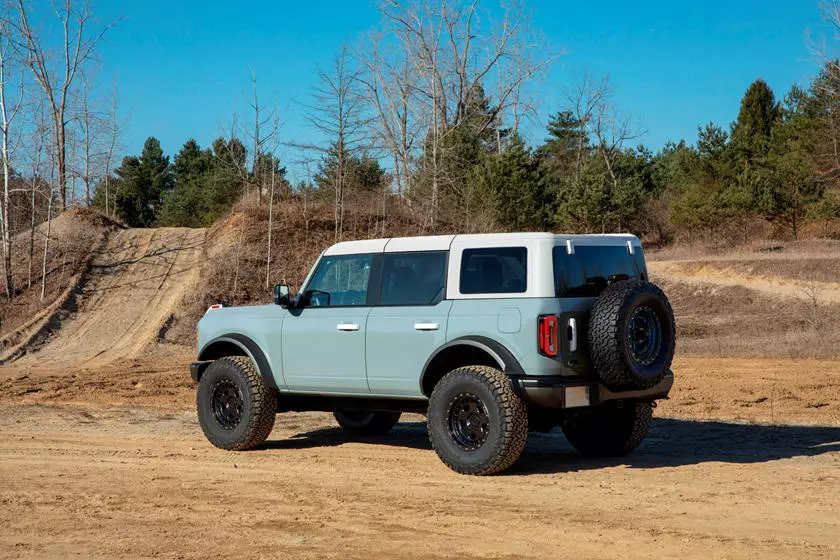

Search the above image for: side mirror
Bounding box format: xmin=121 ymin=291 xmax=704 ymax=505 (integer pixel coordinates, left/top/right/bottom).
xmin=273 ymin=284 xmax=291 ymax=306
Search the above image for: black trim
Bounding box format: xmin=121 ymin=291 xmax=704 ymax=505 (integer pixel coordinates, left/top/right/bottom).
xmin=510 ymin=370 xmax=674 ymax=409
xmin=197 ymin=334 xmax=279 ymax=390
xmin=420 ymin=336 xmax=526 ymax=391
xmin=367 ymin=254 xmax=384 ymax=305
xmin=275 ymin=393 xmax=428 ymax=414
xmin=190 ymin=361 xmax=210 ymax=383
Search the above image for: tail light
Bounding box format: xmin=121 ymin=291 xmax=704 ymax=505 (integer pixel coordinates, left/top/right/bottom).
xmin=538 ymin=315 xmax=559 ymax=357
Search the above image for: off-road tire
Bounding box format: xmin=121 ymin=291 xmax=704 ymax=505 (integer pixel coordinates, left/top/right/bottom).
xmin=589 ymin=280 xmax=676 ymax=391
xmin=427 ymin=366 xmax=528 ymax=475
xmin=563 ymin=401 xmax=653 ymax=456
xmin=197 ymin=356 xmax=277 ymax=450
xmin=334 ymin=411 xmax=402 ymax=436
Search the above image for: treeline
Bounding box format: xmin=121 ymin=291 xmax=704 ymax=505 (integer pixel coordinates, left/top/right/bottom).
xmin=99 ymin=69 xmax=840 ymax=246
xmin=5 ymin=0 xmax=840 ymax=304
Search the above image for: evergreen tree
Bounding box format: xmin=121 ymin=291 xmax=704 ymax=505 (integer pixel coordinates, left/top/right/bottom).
xmin=468 ymin=134 xmax=550 ymax=231
xmin=111 ymin=137 xmax=172 ymax=227
xmin=156 ymin=139 xmax=214 ymax=227
xmin=731 ymin=79 xmax=780 ymax=165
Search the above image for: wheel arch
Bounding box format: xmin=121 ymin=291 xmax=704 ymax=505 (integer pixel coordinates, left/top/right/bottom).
xmin=197 ymin=334 xmax=278 ymax=389
xmin=419 ymin=336 xmax=524 ymax=397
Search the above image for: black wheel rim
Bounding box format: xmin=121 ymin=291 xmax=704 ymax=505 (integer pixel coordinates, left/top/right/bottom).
xmin=447 ymin=393 xmax=490 ymax=451
xmin=211 ymin=380 xmax=244 ymax=430
xmin=627 ymin=305 xmax=662 ymax=366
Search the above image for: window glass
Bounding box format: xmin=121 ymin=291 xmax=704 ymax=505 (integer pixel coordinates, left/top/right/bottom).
xmin=459 ymin=247 xmax=527 ymax=294
xmin=381 ymin=252 xmax=447 ymax=305
xmin=305 ymin=254 xmax=373 ymax=307
xmin=553 ymin=245 xmax=646 ymax=298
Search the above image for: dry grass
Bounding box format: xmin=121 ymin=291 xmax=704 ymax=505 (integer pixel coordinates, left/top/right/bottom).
xmin=162 ymin=197 xmax=460 ymax=344
xmin=653 ymin=274 xmax=840 ymax=360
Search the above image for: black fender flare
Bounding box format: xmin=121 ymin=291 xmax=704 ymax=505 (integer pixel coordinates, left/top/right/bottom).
xmin=197 ymin=334 xmax=278 ymax=390
xmin=419 ymin=336 xmax=525 ymax=393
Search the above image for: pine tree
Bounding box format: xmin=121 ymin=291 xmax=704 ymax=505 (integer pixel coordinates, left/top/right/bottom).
xmin=112 ymin=137 xmax=173 ymax=227
xmin=731 ymin=79 xmax=780 ymax=166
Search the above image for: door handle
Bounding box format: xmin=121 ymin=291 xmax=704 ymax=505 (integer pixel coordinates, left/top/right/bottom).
xmin=414 ymin=322 xmax=440 ymax=331
xmin=568 ymin=318 xmax=577 ymax=352
xmin=337 ymin=323 xmax=360 ymax=331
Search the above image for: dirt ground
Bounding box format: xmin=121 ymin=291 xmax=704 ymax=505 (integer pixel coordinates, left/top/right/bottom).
xmin=1 ymin=353 xmax=839 ymax=560
xmin=1 ymin=223 xmax=839 ymax=558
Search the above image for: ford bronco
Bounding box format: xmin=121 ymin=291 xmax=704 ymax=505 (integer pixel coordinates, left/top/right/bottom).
xmin=191 ymin=233 xmax=676 ymax=475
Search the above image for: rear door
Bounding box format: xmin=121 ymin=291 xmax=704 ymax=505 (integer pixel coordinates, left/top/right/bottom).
xmin=365 ymin=251 xmax=450 ymax=397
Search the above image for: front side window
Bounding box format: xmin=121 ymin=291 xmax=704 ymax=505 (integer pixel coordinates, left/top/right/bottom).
xmin=459 ymin=247 xmax=527 ymax=294
xmin=304 ymin=254 xmax=373 ymax=307
xmin=381 ymin=252 xmax=447 ymax=305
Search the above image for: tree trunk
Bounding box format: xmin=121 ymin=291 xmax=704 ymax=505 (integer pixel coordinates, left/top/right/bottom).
xmin=265 ymin=166 xmax=275 ymax=290
xmin=57 ymin=112 xmax=67 ymax=209
xmin=41 ymin=193 xmax=53 ymax=300
xmin=28 ymin=185 xmax=35 ymax=289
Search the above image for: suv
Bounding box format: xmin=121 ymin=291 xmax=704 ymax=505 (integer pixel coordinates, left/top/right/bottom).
xmin=191 ymin=233 xmax=675 ymax=475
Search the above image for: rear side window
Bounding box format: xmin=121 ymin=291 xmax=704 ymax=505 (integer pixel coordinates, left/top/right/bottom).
xmin=381 ymin=252 xmax=447 ymax=305
xmin=553 ymin=245 xmax=646 ymax=298
xmin=460 ymin=247 xmax=527 ymax=294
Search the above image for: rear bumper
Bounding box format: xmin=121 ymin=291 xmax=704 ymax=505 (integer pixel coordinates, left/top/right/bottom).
xmin=511 ymin=370 xmax=674 ymax=409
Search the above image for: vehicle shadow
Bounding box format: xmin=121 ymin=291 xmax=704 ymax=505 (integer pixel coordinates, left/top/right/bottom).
xmin=265 ymin=417 xmax=840 ymax=474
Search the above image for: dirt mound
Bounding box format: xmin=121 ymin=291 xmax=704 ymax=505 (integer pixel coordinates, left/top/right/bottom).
xmin=0 ymin=208 xmax=122 ymax=345
xmin=5 ymin=227 xmax=205 ymax=368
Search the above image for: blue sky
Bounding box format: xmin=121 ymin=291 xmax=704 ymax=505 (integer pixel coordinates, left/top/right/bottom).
xmin=91 ymin=0 xmax=826 ymax=180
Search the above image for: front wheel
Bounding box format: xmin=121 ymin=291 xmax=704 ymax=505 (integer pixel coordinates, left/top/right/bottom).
xmin=334 ymin=411 xmax=402 ymax=436
xmin=197 ymin=356 xmax=277 ymax=450
xmin=562 ymin=401 xmax=653 ymax=456
xmin=427 ymin=366 xmax=528 ymax=475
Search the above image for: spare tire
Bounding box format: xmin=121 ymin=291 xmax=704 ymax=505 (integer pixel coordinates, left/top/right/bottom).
xmin=588 ymin=280 xmax=675 ymax=391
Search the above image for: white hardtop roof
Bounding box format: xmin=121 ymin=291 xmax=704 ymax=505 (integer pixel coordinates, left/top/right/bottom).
xmin=323 ymin=232 xmax=640 ymax=256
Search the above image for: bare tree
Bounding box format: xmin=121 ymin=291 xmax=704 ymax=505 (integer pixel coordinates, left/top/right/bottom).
xmin=358 ymin=36 xmax=420 ymax=197
xmin=0 ymin=10 xmax=23 ymax=299
xmin=14 ymin=0 xmax=113 ymax=210
xmin=564 ymin=71 xmax=643 ymax=188
xmin=247 ymin=71 xmax=277 ymax=203
xmin=102 ymin=76 xmax=121 ymax=217
xmin=76 ymin=72 xmax=99 ymax=205
xmin=373 ymin=0 xmax=559 ymax=227
xmin=26 ymin=107 xmax=48 ymax=289
xmin=265 ymin=111 xmax=282 ymax=290
xmin=297 ymin=44 xmax=368 ymax=242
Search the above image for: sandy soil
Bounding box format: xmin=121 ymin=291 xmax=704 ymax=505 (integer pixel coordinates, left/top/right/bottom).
xmin=1 ymin=354 xmax=839 ymax=559
xmin=12 ymin=227 xmax=204 ymax=368
xmin=648 ymin=260 xmax=840 ymax=304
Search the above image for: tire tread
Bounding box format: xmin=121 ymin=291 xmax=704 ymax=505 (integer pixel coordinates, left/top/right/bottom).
xmin=199 ymin=356 xmax=277 ymax=451
xmin=429 ymin=365 xmax=528 ymax=475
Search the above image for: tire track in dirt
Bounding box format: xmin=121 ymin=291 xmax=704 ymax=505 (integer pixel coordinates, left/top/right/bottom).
xmin=648 ymin=261 xmax=840 ymax=303
xmin=14 ymin=227 xmax=205 ymax=368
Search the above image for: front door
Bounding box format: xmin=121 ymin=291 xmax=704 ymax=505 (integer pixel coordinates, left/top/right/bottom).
xmin=282 ymin=253 xmax=374 ymax=393
xmin=366 ymin=251 xmax=450 ymax=397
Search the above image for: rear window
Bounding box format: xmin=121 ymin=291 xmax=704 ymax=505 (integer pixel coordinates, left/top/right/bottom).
xmin=381 ymin=251 xmax=447 ymax=305
xmin=460 ymin=247 xmax=527 ymax=294
xmin=553 ymin=245 xmax=646 ymax=298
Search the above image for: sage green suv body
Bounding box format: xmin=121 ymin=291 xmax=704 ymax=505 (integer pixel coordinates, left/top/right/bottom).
xmin=192 ymin=233 xmax=676 ymax=475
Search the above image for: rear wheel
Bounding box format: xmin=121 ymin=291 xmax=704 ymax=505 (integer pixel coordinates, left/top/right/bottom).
xmin=427 ymin=366 xmax=528 ymax=475
xmin=197 ymin=356 xmax=277 ymax=450
xmin=334 ymin=411 xmax=401 ymax=436
xmin=562 ymin=401 xmax=653 ymax=456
